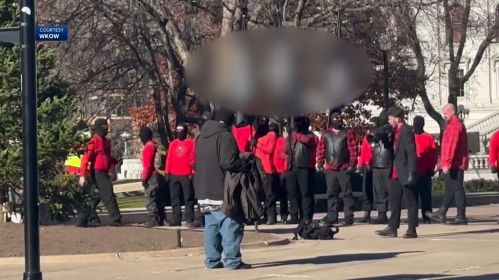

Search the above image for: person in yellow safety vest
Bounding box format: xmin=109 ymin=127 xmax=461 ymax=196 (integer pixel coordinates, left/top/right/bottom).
xmin=64 ymin=130 xmax=92 ymax=174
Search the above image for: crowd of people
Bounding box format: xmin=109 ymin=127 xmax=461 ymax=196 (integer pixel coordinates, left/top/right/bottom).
xmin=71 ymin=103 xmax=499 ymax=270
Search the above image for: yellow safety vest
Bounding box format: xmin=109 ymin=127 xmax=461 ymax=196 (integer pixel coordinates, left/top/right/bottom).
xmin=64 ymin=153 xmax=81 ymax=168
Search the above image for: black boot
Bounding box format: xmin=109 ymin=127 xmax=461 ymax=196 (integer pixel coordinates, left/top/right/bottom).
xmin=372 ymin=212 xmax=388 ymax=224
xmin=169 ymin=213 xmax=182 ymax=227
xmin=358 ymin=211 xmax=371 ymax=224
xmin=266 ymin=215 xmax=277 ymax=225
xmin=145 ymin=217 xmax=160 ymax=228
xmin=426 ymin=210 xmax=446 ymax=223
xmin=375 ymin=226 xmax=397 ymax=238
xmin=403 ymin=227 xmax=418 ymax=239
xmin=280 ymin=214 xmax=289 ymax=224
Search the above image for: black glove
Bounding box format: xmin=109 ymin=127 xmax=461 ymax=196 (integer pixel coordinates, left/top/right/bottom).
xmin=492 ymin=166 xmax=498 ymax=174
xmin=141 ymin=180 xmax=148 ymax=189
xmin=407 ymin=172 xmax=417 ymax=187
xmin=346 ymin=166 xmax=355 ymax=174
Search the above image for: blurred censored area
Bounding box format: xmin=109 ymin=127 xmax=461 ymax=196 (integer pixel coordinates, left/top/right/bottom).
xmin=187 ymin=28 xmax=373 ymax=116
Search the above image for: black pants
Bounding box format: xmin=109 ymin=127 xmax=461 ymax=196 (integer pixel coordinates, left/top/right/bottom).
xmin=273 ymin=173 xmax=288 ymax=217
xmin=169 ymin=175 xmax=195 ymax=223
xmin=388 ymin=179 xmax=418 ymax=229
xmin=285 ymin=168 xmax=314 ymax=222
xmin=144 ymin=174 xmax=166 ymax=222
xmin=373 ymin=168 xmax=390 ymax=212
xmin=441 ymin=169 xmax=466 ymax=217
xmin=416 ymin=174 xmax=433 ymax=221
xmin=325 ymin=170 xmax=354 ymax=222
xmin=361 ymin=169 xmax=374 ymax=212
xmin=79 ymin=171 xmax=122 ymax=224
xmin=262 ymin=174 xmax=277 ymax=218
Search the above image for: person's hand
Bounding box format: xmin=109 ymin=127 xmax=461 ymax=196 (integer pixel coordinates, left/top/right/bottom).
xmin=318 ymin=165 xmax=325 ymax=173
xmin=109 ymin=172 xmax=117 ymax=182
xmin=491 ymin=166 xmax=498 ymax=174
xmin=79 ymin=176 xmax=86 ymax=187
xmin=249 ymin=138 xmax=257 ymax=149
xmin=365 ymin=165 xmax=372 ymax=172
xmin=141 ymin=180 xmax=148 ymax=189
xmin=442 ymin=167 xmax=450 ymax=175
xmin=164 ymin=174 xmax=170 ymax=182
xmin=346 ymin=166 xmax=355 ymax=174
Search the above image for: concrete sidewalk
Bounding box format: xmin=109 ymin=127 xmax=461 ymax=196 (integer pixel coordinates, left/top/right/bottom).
xmin=2 ymin=204 xmax=499 ymax=280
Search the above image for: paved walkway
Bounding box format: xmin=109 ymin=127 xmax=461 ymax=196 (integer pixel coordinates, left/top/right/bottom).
xmin=2 ymin=205 xmax=499 ymax=280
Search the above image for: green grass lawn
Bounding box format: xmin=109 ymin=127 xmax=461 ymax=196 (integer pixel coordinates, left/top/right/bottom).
xmin=116 ymin=195 xmax=145 ymax=209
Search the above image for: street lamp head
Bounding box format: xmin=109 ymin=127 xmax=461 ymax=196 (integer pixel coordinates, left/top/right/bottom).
xmin=120 ymin=131 xmax=131 ymax=139
xmin=379 ymin=34 xmax=392 ymax=51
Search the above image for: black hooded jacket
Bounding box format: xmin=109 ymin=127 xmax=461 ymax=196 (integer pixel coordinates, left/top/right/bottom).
xmin=194 ymin=120 xmax=248 ymax=202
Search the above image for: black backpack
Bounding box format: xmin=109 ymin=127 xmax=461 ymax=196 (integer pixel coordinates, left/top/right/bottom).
xmin=293 ymin=220 xmax=340 ymax=240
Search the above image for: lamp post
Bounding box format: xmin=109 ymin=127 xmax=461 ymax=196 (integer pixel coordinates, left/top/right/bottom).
xmin=379 ymin=34 xmax=392 ymax=109
xmin=120 ymin=131 xmax=131 ymax=159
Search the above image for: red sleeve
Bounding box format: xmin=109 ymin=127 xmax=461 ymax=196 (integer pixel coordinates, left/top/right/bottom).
xmin=317 ymin=134 xmax=326 ymax=167
xmin=257 ymin=133 xmax=277 ymax=154
xmin=165 ymin=141 xmax=175 ymax=175
xmin=347 ymin=129 xmax=358 ymax=167
xmin=440 ymin=122 xmax=460 ymax=169
xmin=190 ymin=139 xmax=196 ymax=174
xmin=142 ymin=143 xmax=156 ymax=181
xmin=80 ymin=139 xmax=96 ymax=177
xmin=428 ymin=135 xmax=439 ymax=171
xmin=489 ymin=131 xmax=499 ymax=167
xmin=292 ymin=132 xmax=316 ymax=146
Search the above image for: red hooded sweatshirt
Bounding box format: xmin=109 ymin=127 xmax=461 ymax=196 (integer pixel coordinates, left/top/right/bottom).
xmin=165 ymin=138 xmax=195 ymax=176
xmin=80 ymin=134 xmax=117 ymax=177
xmin=357 ymin=134 xmax=373 ymax=169
xmin=141 ymin=140 xmax=157 ymax=181
xmin=232 ymin=125 xmax=254 ymax=153
xmin=255 ymin=131 xmax=277 ymax=174
xmin=489 ymin=130 xmax=499 ymax=168
xmin=415 ymin=132 xmax=438 ymax=176
xmin=273 ymin=137 xmax=287 ymax=174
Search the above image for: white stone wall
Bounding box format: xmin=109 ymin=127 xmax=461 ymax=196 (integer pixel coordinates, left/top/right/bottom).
xmin=117 ymin=159 xmax=142 ymax=180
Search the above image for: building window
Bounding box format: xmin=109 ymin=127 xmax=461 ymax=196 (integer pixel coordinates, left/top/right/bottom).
xmin=457 ymin=69 xmax=465 ymax=97
xmin=450 ymin=4 xmax=465 ymax=43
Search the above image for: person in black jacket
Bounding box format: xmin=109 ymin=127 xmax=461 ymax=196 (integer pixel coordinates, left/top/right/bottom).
xmin=194 ymin=108 xmax=252 ymax=270
xmin=375 ymin=107 xmax=419 ymax=239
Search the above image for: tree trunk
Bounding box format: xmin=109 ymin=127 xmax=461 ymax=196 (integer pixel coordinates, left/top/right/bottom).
xmin=447 ymin=71 xmax=459 ymax=108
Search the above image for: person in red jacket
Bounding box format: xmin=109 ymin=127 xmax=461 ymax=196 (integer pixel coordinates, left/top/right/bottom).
xmin=413 ymin=116 xmax=438 ymax=224
xmin=78 ymin=118 xmax=122 ymax=227
xmin=489 ymin=130 xmax=499 ymax=176
xmin=255 ymin=123 xmax=278 ymax=224
xmin=427 ymin=104 xmax=469 ymax=225
xmin=232 ymin=115 xmax=255 ymax=153
xmin=317 ymin=113 xmax=358 ymax=226
xmin=273 ymin=126 xmax=289 ymax=223
xmin=165 ymin=123 xmax=196 ymax=227
xmin=140 ymin=127 xmax=166 ymax=227
xmin=357 ymin=129 xmax=374 ymax=224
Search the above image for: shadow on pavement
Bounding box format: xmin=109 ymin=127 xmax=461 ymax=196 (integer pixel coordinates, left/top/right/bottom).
xmin=253 ymin=251 xmax=423 ymax=268
xmin=423 ymin=228 xmax=499 ymax=238
xmin=347 ymin=273 xmax=499 ymax=280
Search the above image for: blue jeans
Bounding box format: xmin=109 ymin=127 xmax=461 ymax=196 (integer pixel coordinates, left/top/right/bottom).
xmin=204 ymin=210 xmax=244 ymax=269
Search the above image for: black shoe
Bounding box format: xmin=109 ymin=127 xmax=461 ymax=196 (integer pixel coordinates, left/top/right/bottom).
xmin=341 ymin=220 xmax=354 ymax=227
xmin=375 ymin=226 xmax=397 ymax=238
xmin=230 ymin=262 xmax=251 ymax=270
xmin=110 ymin=221 xmax=123 ymax=227
xmin=266 ymin=216 xmax=277 ymax=225
xmin=423 ymin=220 xmax=431 ymax=224
xmin=145 ymin=219 xmax=160 ymax=228
xmin=280 ymin=214 xmax=289 ymax=224
xmin=371 ymin=213 xmax=388 ymax=224
xmin=75 ymin=221 xmax=88 ymax=228
xmin=358 ymin=212 xmax=371 ymax=224
xmin=322 ymin=216 xmax=339 ymax=226
xmin=403 ymin=228 xmax=418 ymax=239
xmin=426 ymin=211 xmax=446 ymax=223
xmin=168 ymin=221 xmax=182 ymax=227
xmin=447 ymin=217 xmax=468 ymax=225
xmin=286 ymin=216 xmax=299 ymax=225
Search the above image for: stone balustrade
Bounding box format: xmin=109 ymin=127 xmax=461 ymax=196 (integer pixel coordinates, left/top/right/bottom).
xmin=468 ymin=154 xmax=490 ymax=170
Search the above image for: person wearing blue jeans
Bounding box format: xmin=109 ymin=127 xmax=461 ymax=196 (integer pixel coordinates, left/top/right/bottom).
xmin=203 ymin=210 xmax=245 ymax=269
xmin=194 ymin=108 xmax=251 ymax=270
